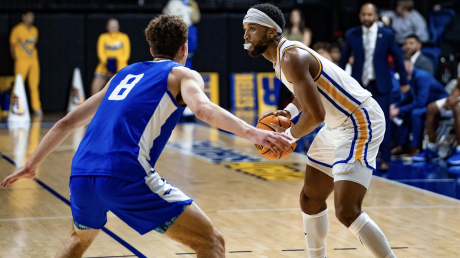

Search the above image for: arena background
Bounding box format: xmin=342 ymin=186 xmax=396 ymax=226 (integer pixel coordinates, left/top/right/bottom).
xmin=0 ymin=0 xmax=441 ymax=111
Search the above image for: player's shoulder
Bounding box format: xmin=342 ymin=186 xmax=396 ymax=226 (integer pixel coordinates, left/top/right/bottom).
xmin=11 ymin=23 xmax=22 ymax=32
xmin=281 ymin=46 xmax=316 ymax=68
xmin=119 ymin=32 xmax=129 ymax=38
xmin=171 ymin=65 xmax=201 ymax=80
xmin=99 ymin=32 xmax=110 ymax=38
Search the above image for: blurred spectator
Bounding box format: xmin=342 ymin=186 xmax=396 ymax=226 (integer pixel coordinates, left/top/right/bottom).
xmin=163 ymin=0 xmax=200 ymax=69
xmin=340 ymin=3 xmax=408 ymax=171
xmin=438 ymin=2 xmax=460 ymax=55
xmin=413 ymin=63 xmax=460 ymax=164
xmin=312 ymin=42 xmax=332 ymax=61
xmin=330 ymin=43 xmax=341 ymax=65
xmin=381 ymin=0 xmax=429 ymax=45
xmin=10 ymin=11 xmax=42 ymax=117
xmin=344 ymin=55 xmax=354 ymax=75
xmin=283 ymin=9 xmax=312 ymax=47
xmin=403 ymin=34 xmax=434 ymax=75
xmin=390 ymin=55 xmax=448 ymax=157
xmin=91 ymin=19 xmax=130 ymax=95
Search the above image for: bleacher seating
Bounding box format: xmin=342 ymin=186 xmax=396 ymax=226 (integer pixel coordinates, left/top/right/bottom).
xmin=429 ymin=8 xmax=456 ymax=47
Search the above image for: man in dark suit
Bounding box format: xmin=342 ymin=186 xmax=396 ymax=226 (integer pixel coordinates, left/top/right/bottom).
xmin=339 ymin=3 xmax=409 ymax=171
xmin=390 ymin=56 xmax=447 ymax=156
xmin=403 ymin=34 xmax=434 ymax=75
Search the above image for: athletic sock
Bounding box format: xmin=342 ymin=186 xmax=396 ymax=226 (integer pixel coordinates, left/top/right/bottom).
xmin=427 ymin=142 xmax=437 ymax=151
xmin=302 ymin=209 xmax=328 ymax=258
xmin=349 ymin=212 xmax=396 ymax=258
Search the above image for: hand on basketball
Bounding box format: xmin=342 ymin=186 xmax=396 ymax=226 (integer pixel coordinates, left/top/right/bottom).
xmin=258 ymin=110 xmax=291 ymax=122
xmin=249 ymin=128 xmax=293 ymax=156
xmin=1 ymin=166 xmax=36 ymax=187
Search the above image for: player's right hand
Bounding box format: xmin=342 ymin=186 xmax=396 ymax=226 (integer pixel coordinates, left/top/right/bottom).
xmin=249 ymin=128 xmax=293 ymax=156
xmin=258 ymin=110 xmax=291 ymax=122
xmin=1 ymin=166 xmax=36 ymax=187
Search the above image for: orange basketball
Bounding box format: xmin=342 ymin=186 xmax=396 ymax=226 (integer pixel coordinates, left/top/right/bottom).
xmin=254 ymin=115 xmax=297 ymax=160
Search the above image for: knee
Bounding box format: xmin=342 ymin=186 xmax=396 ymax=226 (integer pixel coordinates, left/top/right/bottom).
xmin=453 ymin=104 xmax=460 ymax=115
xmin=196 ymin=228 xmax=224 ymax=254
xmin=299 ymin=188 xmax=327 ymax=215
xmin=334 ymin=204 xmax=361 ymax=228
xmin=209 ymin=229 xmax=225 ymax=255
xmin=427 ymin=102 xmax=439 ymax=116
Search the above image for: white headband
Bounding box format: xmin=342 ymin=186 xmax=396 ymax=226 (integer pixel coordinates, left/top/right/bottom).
xmin=243 ymin=8 xmax=282 ymax=34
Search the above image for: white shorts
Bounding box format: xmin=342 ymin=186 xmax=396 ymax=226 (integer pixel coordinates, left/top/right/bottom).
xmin=436 ymin=97 xmax=460 ymax=118
xmin=306 ymin=98 xmax=385 ymax=189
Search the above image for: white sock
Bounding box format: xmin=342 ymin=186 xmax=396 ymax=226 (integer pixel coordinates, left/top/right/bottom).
xmin=427 ymin=142 xmax=437 ymax=151
xmin=349 ymin=212 xmax=396 ymax=258
xmin=456 ymin=145 xmax=460 ymax=152
xmin=302 ymin=209 xmax=328 ymax=258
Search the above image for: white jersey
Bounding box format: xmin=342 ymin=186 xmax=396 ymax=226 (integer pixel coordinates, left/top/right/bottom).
xmin=274 ymin=39 xmax=372 ymax=128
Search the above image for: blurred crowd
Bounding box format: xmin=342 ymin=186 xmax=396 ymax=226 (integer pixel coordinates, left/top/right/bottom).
xmin=283 ymin=0 xmax=460 ymax=171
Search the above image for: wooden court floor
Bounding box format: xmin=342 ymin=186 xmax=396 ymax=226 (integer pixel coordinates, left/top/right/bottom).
xmin=1 ymin=122 xmax=460 ymax=258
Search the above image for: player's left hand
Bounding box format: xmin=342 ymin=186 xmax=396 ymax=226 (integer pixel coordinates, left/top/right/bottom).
xmin=270 ymin=123 xmax=287 ymax=133
xmin=1 ymin=166 xmax=36 ymax=187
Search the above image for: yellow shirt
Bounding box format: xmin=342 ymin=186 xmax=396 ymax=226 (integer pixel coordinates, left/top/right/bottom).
xmin=10 ymin=23 xmax=39 ymax=60
xmin=97 ymin=32 xmax=130 ymax=67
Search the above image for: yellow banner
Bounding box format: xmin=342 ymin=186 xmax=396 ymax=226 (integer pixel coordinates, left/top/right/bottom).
xmin=256 ymin=73 xmax=281 ymax=118
xmin=231 ymin=73 xmax=256 ymax=110
xmin=201 ymin=72 xmax=219 ymax=105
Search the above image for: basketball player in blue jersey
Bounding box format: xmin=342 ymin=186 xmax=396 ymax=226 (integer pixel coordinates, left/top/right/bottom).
xmin=1 ymin=15 xmax=292 ymax=258
xmin=243 ymin=4 xmax=397 ymax=258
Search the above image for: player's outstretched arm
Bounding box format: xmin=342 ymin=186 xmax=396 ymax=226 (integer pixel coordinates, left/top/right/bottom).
xmin=1 ymin=78 xmax=112 ymax=187
xmin=179 ymin=68 xmax=292 ymax=154
xmin=279 ymin=48 xmax=325 ymax=139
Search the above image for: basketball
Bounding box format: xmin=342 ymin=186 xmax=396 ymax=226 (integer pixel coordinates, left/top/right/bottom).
xmin=255 ymin=115 xmax=297 ymax=160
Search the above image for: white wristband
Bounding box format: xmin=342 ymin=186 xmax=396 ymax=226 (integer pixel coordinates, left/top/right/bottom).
xmin=283 ymin=103 xmax=299 ymax=118
xmin=284 ymin=127 xmax=299 ymax=142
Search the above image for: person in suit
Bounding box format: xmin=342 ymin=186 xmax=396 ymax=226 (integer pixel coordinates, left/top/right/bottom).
xmin=390 ymin=55 xmax=448 ymax=156
xmin=339 ymin=3 xmax=409 ymax=171
xmin=403 ymin=34 xmax=434 ymax=75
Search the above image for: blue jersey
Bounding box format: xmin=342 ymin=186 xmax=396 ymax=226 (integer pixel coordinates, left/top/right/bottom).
xmin=71 ymin=60 xmax=185 ymax=181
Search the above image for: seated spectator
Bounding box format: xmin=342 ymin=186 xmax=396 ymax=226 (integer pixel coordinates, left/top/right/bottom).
xmin=312 ymin=42 xmax=333 ymax=61
xmin=381 ymin=0 xmax=429 ymax=45
xmin=330 ymin=43 xmax=341 ymax=65
xmin=283 ymin=9 xmax=312 ymax=47
xmin=390 ymin=55 xmax=448 ymax=157
xmin=403 ymin=34 xmax=434 ymax=75
xmin=438 ymin=2 xmax=460 ymax=55
xmin=413 ymin=63 xmax=460 ymax=164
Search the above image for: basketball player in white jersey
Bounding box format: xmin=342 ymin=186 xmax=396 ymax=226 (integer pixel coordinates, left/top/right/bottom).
xmin=243 ymin=4 xmax=397 ymax=258
xmin=1 ymin=15 xmax=292 ymax=258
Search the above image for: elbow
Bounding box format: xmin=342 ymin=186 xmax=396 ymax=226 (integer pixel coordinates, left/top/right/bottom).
xmin=56 ymin=117 xmax=74 ymax=132
xmin=312 ymin=109 xmax=325 ymax=125
xmin=192 ymin=103 xmax=211 ymax=121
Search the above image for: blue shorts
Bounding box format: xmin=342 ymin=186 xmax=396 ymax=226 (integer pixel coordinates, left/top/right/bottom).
xmin=69 ymin=172 xmax=193 ymax=235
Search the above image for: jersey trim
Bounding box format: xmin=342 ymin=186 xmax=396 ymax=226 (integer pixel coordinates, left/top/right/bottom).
xmin=307 ymin=155 xmax=332 ymax=168
xmin=316 ymin=76 xmax=358 ymax=114
xmin=321 ymin=72 xmax=361 ymax=106
xmin=277 ymin=44 xmax=323 ymax=83
xmin=316 ymin=86 xmax=350 ymax=116
xmin=275 ymin=39 xmax=288 ymax=81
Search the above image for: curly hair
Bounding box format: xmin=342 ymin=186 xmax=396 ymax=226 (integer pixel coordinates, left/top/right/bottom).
xmin=250 ymin=3 xmax=286 ymax=35
xmin=145 ymin=15 xmax=188 ymax=58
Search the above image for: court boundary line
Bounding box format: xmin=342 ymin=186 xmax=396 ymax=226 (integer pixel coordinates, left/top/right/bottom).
xmin=0 ymin=152 xmax=147 ymax=258
xmin=216 ymin=205 xmax=460 ymax=213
